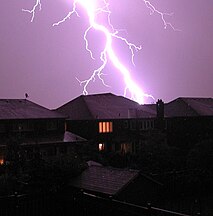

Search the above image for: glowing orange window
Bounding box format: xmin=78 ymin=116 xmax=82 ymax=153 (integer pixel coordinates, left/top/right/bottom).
xmin=99 ymin=122 xmax=113 ymax=133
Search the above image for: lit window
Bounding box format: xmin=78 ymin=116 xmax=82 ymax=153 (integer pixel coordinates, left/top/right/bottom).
xmin=0 ymin=156 xmax=4 ymax=165
xmin=103 ymin=122 xmax=106 ymax=132
xmin=106 ymin=122 xmax=109 ymax=132
xmin=99 ymin=143 xmax=105 ymax=151
xmin=109 ymin=122 xmax=113 ymax=132
xmin=99 ymin=122 xmax=113 ymax=133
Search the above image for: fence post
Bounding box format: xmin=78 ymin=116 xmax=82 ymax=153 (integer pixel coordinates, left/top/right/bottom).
xmin=14 ymin=191 xmax=19 ymax=216
xmin=147 ymin=202 xmax=152 ymax=216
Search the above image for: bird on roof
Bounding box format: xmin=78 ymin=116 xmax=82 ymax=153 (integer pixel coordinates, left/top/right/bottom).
xmin=25 ymin=93 xmax=29 ymax=99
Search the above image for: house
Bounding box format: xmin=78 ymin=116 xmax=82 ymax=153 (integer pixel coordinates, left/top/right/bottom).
xmin=164 ymin=97 xmax=213 ymax=149
xmin=56 ymin=93 xmax=165 ymax=154
xmin=0 ymin=99 xmax=87 ymax=163
xmin=56 ymin=93 xmax=213 ymax=154
xmin=0 ymin=99 xmax=66 ymax=144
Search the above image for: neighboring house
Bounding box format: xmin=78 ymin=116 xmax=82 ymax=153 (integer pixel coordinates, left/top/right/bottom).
xmin=0 ymin=99 xmax=87 ymax=163
xmin=56 ymin=93 xmax=213 ymax=154
xmin=164 ymin=97 xmax=213 ymax=149
xmin=0 ymin=99 xmax=66 ymax=145
xmin=56 ymin=93 xmax=165 ymax=154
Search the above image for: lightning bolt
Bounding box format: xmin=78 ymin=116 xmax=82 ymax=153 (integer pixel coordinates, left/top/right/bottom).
xmin=23 ymin=0 xmax=178 ymax=104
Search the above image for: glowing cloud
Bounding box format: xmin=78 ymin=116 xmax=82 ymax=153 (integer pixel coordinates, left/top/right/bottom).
xmin=23 ymin=0 xmax=178 ymax=104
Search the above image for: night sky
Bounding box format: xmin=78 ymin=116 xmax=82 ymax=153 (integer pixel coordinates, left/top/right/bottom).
xmin=0 ymin=0 xmax=212 ymax=108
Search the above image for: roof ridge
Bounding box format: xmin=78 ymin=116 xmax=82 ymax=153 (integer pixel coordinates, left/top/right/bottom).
xmin=181 ymin=98 xmax=200 ymax=116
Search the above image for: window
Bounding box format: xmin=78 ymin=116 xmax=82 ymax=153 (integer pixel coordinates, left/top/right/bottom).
xmin=0 ymin=154 xmax=4 ymax=165
xmin=12 ymin=121 xmax=34 ymax=132
xmin=130 ymin=120 xmax=136 ymax=130
xmin=99 ymin=122 xmax=113 ymax=133
xmin=139 ymin=121 xmax=143 ymax=130
xmin=150 ymin=120 xmax=154 ymax=129
xmin=139 ymin=120 xmax=154 ymax=130
xmin=98 ymin=143 xmax=105 ymax=151
xmin=121 ymin=143 xmax=132 ymax=154
xmin=0 ymin=124 xmax=5 ymax=133
xmin=47 ymin=121 xmax=57 ymax=131
xmin=124 ymin=120 xmax=129 ymax=129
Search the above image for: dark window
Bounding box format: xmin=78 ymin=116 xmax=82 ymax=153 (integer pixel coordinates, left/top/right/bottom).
xmin=47 ymin=121 xmax=57 ymax=131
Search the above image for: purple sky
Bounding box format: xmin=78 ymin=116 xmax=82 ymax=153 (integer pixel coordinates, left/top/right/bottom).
xmin=0 ymin=0 xmax=212 ymax=109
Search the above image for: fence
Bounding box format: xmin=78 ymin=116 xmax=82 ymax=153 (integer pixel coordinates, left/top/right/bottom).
xmin=0 ymin=191 xmax=196 ymax=216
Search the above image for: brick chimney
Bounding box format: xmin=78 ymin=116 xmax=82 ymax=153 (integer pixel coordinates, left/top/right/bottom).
xmin=156 ymin=99 xmax=164 ymax=119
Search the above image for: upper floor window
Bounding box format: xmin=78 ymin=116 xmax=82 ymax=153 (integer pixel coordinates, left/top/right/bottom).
xmin=123 ymin=120 xmax=129 ymax=129
xmin=47 ymin=121 xmax=57 ymax=131
xmin=99 ymin=121 xmax=113 ymax=133
xmin=0 ymin=124 xmax=5 ymax=133
xmin=130 ymin=120 xmax=136 ymax=130
xmin=139 ymin=120 xmax=154 ymax=130
xmin=12 ymin=121 xmax=34 ymax=132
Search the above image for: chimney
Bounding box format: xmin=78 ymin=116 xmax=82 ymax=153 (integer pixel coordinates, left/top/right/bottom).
xmin=156 ymin=99 xmax=164 ymax=118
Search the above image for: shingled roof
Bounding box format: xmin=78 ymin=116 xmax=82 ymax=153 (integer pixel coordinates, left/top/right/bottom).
xmin=56 ymin=93 xmax=141 ymax=120
xmin=165 ymin=97 xmax=213 ymax=117
xmin=137 ymin=104 xmax=157 ymax=118
xmin=0 ymin=99 xmax=66 ymax=120
xmin=56 ymin=94 xmax=213 ymax=120
xmin=69 ymin=165 xmax=139 ymax=196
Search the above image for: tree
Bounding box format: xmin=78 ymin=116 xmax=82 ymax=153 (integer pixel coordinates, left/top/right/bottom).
xmin=187 ymin=139 xmax=213 ymax=172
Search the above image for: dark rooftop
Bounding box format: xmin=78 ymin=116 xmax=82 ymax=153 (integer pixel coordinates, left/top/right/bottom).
xmin=56 ymin=94 xmax=213 ymax=120
xmin=0 ymin=99 xmax=66 ymax=120
xmin=56 ymin=93 xmax=155 ymax=120
xmin=165 ymin=97 xmax=213 ymax=117
xmin=69 ymin=165 xmax=139 ymax=196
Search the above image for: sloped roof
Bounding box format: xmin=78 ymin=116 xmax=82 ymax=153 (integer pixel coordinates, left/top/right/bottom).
xmin=63 ymin=131 xmax=87 ymax=142
xmin=165 ymin=97 xmax=213 ymax=117
xmin=137 ymin=104 xmax=157 ymax=118
xmin=69 ymin=165 xmax=139 ymax=196
xmin=57 ymin=93 xmax=141 ymax=120
xmin=57 ymin=94 xmax=213 ymax=120
xmin=0 ymin=99 xmax=66 ymax=120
